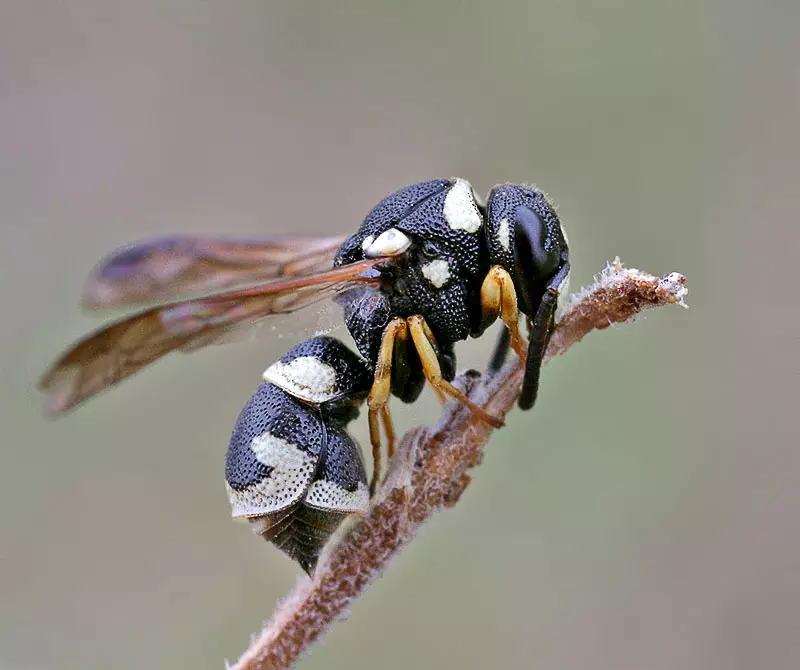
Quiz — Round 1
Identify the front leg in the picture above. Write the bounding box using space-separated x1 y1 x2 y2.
479 265 528 365
519 261 570 410
407 315 504 428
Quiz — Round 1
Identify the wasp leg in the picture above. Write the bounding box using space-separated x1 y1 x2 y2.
367 317 407 495
366 411 382 497
381 406 396 460
407 315 504 428
519 262 571 410
488 326 511 373
424 329 449 407
480 266 528 364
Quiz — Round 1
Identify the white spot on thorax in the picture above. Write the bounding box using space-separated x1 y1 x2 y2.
421 259 451 288
263 356 338 403
227 432 316 517
361 235 375 253
364 227 411 257
443 179 482 233
497 217 511 253
305 480 370 514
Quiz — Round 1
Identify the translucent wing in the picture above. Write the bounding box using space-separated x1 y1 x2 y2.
82 234 347 309
39 259 383 415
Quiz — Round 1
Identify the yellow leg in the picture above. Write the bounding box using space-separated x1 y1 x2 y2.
407 315 504 428
416 319 449 407
480 266 527 362
381 407 395 460
367 410 382 497
367 317 406 495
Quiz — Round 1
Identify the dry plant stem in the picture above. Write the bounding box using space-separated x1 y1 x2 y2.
230 260 688 670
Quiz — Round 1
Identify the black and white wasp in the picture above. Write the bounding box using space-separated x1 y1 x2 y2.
40 178 570 573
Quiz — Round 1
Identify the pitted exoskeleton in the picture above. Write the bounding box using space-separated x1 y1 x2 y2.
225 337 371 574
480 183 571 408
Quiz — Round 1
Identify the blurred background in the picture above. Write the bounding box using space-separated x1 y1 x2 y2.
1 2 798 669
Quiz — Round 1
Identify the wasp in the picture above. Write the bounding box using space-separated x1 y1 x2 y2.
40 178 570 573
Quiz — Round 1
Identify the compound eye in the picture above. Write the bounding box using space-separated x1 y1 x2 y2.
514 205 559 277
364 227 412 258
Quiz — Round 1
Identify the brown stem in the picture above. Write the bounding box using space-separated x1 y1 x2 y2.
230 259 688 670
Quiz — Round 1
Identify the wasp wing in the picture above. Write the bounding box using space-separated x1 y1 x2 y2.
82 234 347 309
39 259 382 415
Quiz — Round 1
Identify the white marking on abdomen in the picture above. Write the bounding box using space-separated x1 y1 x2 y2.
263 356 338 404
228 432 316 517
305 480 370 514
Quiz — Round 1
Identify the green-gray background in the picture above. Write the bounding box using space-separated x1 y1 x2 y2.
1 2 797 669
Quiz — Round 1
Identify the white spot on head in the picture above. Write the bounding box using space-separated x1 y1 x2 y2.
227 432 316 517
304 480 370 514
555 269 571 319
421 259 451 288
560 221 570 247
443 179 482 233
554 221 570 318
364 227 411 257
263 356 338 403
360 235 375 253
497 217 511 253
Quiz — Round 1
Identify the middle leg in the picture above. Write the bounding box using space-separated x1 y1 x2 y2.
407 315 504 429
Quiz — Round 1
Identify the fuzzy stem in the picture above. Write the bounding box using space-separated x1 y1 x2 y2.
229 259 688 670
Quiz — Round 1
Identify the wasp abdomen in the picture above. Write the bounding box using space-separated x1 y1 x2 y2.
226 336 371 574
